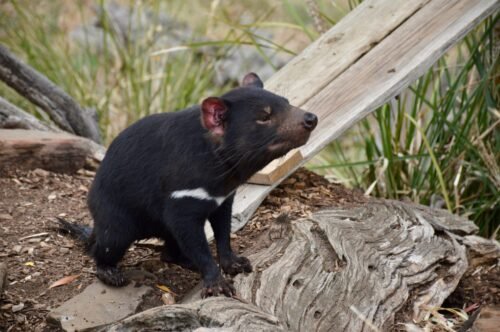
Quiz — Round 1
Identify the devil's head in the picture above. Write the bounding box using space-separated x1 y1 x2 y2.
200 73 317 178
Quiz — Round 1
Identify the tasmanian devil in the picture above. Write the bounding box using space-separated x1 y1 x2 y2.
59 72 317 297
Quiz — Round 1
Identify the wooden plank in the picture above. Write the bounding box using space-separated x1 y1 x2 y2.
302 0 500 158
251 0 429 181
231 0 499 232
247 149 303 185
265 0 431 107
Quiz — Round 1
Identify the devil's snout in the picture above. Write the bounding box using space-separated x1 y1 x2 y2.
303 112 318 131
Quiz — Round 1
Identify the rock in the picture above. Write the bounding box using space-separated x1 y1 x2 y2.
161 292 176 305
47 281 153 331
473 306 500 332
32 168 50 177
70 1 191 54
1 303 13 311
12 303 24 312
12 245 22 254
69 2 289 86
0 213 13 220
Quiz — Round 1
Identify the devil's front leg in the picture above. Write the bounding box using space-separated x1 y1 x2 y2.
209 194 252 276
163 200 234 298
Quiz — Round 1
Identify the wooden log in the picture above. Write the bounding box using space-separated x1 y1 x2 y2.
233 0 500 233
107 199 481 331
105 298 285 332
0 44 101 143
0 129 105 175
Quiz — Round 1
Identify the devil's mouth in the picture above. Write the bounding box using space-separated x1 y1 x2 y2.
268 141 288 152
268 133 311 154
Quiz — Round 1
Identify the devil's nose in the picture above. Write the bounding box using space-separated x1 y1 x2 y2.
303 112 318 131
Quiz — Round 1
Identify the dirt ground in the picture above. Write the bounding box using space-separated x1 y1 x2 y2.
0 168 498 331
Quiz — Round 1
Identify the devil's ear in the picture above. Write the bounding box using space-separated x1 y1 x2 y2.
241 72 264 88
201 97 228 137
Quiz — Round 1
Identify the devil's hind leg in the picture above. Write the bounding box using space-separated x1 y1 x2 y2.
89 204 139 287
160 231 198 271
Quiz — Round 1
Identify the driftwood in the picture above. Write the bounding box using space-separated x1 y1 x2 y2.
105 199 485 332
0 44 101 143
0 129 104 175
0 96 61 132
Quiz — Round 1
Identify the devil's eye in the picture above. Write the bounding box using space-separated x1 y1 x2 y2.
257 106 272 124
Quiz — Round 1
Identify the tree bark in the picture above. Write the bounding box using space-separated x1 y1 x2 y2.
106 199 484 332
0 44 101 143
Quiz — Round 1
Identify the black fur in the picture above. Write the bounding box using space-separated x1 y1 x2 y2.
62 73 317 297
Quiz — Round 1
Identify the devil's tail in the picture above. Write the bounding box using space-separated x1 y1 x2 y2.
56 217 93 247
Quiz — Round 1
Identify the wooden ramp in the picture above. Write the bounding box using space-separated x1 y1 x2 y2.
226 0 499 234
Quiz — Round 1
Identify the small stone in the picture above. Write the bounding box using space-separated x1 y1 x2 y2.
1 303 13 311
60 248 70 254
12 303 24 312
12 245 22 253
161 292 175 305
78 185 88 193
62 242 74 249
33 168 49 177
295 181 306 189
230 233 238 239
48 193 57 201
0 214 13 220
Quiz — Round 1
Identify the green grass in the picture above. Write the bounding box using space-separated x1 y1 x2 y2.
312 15 500 237
0 1 497 237
0 0 238 143
0 0 319 143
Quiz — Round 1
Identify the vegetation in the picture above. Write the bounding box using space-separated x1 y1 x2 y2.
0 0 498 237
313 15 500 237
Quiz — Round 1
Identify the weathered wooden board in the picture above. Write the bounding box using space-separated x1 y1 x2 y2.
230 0 499 233
251 0 430 181
265 0 432 107
247 149 303 185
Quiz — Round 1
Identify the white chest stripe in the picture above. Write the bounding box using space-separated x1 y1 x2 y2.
171 188 226 206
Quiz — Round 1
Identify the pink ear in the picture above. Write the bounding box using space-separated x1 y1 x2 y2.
201 97 228 136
